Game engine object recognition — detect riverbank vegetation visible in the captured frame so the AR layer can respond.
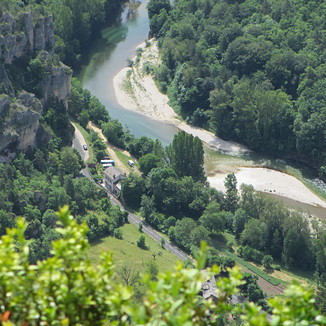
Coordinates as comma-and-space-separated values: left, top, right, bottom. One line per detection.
147, 0, 326, 180
121, 129, 325, 308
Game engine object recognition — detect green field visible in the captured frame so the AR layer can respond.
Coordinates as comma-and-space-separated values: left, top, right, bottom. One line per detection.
88, 224, 180, 273
114, 150, 139, 172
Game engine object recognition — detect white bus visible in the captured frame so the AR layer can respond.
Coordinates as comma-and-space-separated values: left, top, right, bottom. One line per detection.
100, 159, 115, 165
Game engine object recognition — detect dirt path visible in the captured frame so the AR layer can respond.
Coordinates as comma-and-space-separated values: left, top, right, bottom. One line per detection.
88, 122, 134, 175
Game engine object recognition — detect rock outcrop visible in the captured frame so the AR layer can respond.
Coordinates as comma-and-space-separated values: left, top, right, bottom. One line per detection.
40, 52, 72, 108
0, 94, 41, 154
0, 10, 71, 161
0, 11, 54, 63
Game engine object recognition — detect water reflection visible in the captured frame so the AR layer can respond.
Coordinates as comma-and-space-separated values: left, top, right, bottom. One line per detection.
80, 0, 179, 145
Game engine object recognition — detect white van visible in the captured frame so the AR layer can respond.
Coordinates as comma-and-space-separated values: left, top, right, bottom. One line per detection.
128, 160, 135, 167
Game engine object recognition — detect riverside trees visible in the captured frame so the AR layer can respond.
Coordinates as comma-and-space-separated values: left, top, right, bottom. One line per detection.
148, 0, 326, 179
167, 131, 206, 182
121, 130, 323, 278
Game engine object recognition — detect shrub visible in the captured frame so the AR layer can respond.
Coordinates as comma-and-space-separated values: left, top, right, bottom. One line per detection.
262, 255, 273, 269
137, 234, 148, 250
113, 228, 123, 239
0, 207, 323, 325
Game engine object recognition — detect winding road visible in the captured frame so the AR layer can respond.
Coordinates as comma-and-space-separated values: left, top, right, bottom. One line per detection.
72, 124, 286, 295
72, 124, 190, 261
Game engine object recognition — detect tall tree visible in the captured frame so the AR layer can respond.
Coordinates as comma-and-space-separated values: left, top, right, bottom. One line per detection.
167, 131, 206, 182
223, 173, 239, 212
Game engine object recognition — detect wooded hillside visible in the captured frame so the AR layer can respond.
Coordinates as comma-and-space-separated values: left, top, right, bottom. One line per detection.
148, 0, 326, 178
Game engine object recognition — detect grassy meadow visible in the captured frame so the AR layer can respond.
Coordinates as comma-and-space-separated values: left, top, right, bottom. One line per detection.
88, 223, 180, 273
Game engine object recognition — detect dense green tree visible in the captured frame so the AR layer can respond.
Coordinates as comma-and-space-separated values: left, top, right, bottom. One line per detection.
137, 234, 148, 250
79, 110, 90, 128
262, 255, 273, 269
190, 225, 210, 247
42, 209, 58, 229
128, 136, 155, 159
315, 230, 326, 281
68, 78, 110, 124
43, 97, 74, 146
149, 0, 326, 174
163, 216, 176, 232
270, 228, 283, 259
240, 184, 268, 218
233, 208, 249, 240
140, 195, 156, 222
173, 217, 197, 251
47, 187, 70, 211
0, 210, 15, 236
33, 149, 47, 173
146, 260, 159, 281
239, 273, 265, 304
147, 0, 171, 19
223, 173, 239, 212
167, 131, 206, 182
241, 219, 266, 251
282, 227, 314, 269
122, 174, 145, 209
146, 167, 177, 208
199, 202, 225, 234
139, 153, 162, 175
102, 120, 125, 148
59, 147, 84, 177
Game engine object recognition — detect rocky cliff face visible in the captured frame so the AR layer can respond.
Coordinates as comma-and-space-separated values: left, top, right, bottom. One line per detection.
0, 11, 71, 161
0, 11, 54, 64
0, 93, 47, 163
40, 52, 72, 108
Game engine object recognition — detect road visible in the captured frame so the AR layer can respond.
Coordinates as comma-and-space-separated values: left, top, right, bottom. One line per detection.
105, 190, 190, 261
71, 125, 283, 296
72, 123, 93, 179
72, 125, 190, 261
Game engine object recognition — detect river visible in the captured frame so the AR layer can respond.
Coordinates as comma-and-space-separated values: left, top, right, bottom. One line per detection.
80, 0, 178, 145
80, 0, 326, 219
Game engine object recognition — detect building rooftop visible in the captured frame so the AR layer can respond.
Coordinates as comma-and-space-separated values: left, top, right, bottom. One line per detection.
104, 167, 125, 180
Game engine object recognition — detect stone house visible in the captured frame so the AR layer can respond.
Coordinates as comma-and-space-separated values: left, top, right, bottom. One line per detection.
103, 167, 126, 197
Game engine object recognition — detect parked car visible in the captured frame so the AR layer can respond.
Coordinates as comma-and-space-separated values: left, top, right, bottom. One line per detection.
83, 145, 88, 150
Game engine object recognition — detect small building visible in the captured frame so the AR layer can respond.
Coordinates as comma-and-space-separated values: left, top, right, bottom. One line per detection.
103, 167, 126, 197
200, 275, 218, 302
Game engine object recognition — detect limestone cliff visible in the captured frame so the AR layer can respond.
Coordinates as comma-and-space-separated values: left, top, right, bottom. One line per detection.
0, 11, 54, 64
0, 93, 44, 158
0, 11, 71, 161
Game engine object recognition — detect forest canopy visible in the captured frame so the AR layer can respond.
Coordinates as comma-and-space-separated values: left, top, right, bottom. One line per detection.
148, 0, 326, 178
